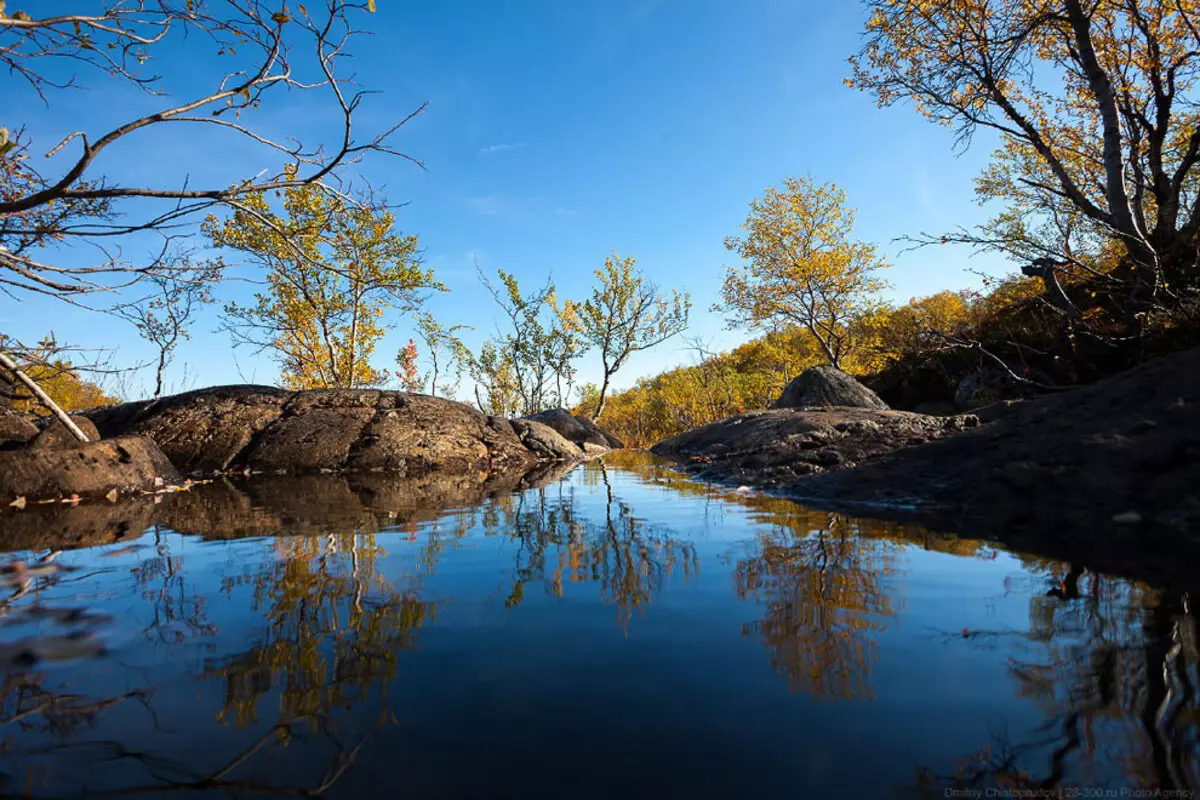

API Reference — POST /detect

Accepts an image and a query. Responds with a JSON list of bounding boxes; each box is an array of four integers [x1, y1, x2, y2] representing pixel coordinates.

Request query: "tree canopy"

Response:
[[718, 177, 889, 369], [850, 0, 1200, 321], [205, 177, 440, 389]]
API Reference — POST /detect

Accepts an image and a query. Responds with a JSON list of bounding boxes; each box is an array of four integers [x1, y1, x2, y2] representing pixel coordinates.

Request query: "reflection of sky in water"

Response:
[[0, 457, 1194, 798]]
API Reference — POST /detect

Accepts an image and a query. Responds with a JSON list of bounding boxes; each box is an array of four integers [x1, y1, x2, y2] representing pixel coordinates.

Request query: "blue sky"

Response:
[[6, 0, 1012, 400]]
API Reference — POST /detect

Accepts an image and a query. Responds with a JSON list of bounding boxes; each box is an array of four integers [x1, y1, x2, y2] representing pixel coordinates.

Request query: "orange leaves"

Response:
[[395, 339, 422, 392]]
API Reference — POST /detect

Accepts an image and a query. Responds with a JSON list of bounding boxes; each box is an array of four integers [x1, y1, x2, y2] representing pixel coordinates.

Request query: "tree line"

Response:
[[0, 1, 691, 426], [4, 1, 1200, 441]]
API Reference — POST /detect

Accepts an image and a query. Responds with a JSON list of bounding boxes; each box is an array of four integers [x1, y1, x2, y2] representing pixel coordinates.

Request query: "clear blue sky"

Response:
[[6, 0, 1012, 400]]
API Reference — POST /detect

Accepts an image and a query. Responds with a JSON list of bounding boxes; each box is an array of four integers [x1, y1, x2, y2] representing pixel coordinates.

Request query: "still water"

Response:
[[0, 452, 1196, 798]]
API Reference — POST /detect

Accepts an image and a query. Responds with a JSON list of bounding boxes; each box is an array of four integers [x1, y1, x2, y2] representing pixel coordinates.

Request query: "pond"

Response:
[[0, 452, 1196, 798]]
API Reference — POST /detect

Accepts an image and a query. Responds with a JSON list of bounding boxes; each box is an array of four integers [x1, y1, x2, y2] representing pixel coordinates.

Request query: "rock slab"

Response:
[[652, 406, 975, 488], [0, 436, 180, 500], [84, 386, 611, 476]]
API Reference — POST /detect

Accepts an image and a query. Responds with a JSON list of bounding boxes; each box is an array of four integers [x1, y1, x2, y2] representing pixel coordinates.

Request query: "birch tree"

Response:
[[717, 177, 888, 369]]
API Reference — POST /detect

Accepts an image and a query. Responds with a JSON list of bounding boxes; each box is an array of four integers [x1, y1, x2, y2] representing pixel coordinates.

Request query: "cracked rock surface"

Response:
[[83, 385, 609, 476]]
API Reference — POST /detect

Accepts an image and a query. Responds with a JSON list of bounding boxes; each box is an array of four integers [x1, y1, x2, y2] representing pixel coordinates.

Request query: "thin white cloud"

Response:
[[553, 206, 578, 217], [478, 142, 524, 156]]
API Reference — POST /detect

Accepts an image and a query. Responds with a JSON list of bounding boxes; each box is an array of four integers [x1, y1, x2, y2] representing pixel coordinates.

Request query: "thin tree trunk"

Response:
[[594, 370, 611, 421], [0, 349, 90, 442], [154, 348, 168, 399]]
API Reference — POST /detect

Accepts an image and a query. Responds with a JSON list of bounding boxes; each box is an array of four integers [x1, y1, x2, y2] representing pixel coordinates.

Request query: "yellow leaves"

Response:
[[368, 0, 376, 11], [719, 176, 888, 368], [206, 180, 438, 389], [10, 356, 114, 415]]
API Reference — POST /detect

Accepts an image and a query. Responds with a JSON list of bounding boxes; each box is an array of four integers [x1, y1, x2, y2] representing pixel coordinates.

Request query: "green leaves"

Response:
[[575, 252, 691, 418], [0, 127, 15, 159], [206, 180, 440, 389]]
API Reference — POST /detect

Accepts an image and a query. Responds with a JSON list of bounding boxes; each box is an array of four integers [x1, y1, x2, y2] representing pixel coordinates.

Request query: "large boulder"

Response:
[[84, 385, 294, 474], [83, 386, 572, 476], [509, 418, 583, 461], [0, 435, 180, 501], [772, 366, 889, 410], [522, 409, 624, 450]]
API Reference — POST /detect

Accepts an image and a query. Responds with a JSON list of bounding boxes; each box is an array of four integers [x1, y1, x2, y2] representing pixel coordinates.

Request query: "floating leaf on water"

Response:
[[105, 488, 119, 503], [8, 496, 25, 509]]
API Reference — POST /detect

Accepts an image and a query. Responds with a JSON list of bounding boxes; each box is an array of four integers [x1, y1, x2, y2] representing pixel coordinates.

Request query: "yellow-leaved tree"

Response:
[[205, 176, 442, 389], [849, 0, 1200, 322], [718, 177, 889, 370], [572, 253, 691, 420]]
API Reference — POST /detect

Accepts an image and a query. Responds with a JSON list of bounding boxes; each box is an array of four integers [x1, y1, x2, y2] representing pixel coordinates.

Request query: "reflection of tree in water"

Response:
[[0, 531, 433, 797], [733, 513, 903, 700], [484, 461, 699, 630], [920, 563, 1198, 794], [132, 527, 218, 645], [208, 531, 436, 729]]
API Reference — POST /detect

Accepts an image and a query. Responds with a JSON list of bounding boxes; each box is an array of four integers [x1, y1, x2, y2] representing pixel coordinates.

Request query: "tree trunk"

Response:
[[593, 371, 611, 421], [154, 350, 168, 399]]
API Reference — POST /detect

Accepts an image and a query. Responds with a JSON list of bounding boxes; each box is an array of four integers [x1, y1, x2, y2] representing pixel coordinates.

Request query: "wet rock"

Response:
[[523, 408, 624, 449], [772, 366, 889, 410], [0, 435, 180, 501]]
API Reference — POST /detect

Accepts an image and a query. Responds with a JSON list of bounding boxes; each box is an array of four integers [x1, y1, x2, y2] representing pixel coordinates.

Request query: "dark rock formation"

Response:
[[654, 345, 1200, 589], [772, 366, 889, 410], [652, 406, 976, 489], [523, 408, 625, 450], [510, 418, 582, 461], [83, 386, 612, 477], [792, 346, 1200, 540], [0, 436, 180, 500], [0, 409, 38, 449], [29, 415, 101, 450]]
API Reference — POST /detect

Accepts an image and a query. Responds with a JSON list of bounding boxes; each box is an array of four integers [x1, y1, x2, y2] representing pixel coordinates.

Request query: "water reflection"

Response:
[[734, 515, 901, 700], [0, 455, 1194, 796], [929, 562, 1199, 793]]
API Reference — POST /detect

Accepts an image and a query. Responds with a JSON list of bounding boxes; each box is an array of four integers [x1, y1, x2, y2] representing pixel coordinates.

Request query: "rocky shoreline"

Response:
[[0, 386, 621, 505], [650, 348, 1200, 590]]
